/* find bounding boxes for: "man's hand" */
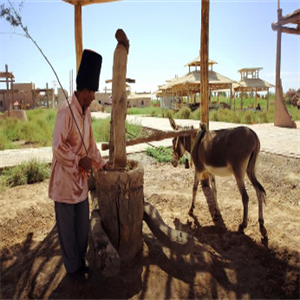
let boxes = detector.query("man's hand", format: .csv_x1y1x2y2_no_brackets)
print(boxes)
79,156,93,171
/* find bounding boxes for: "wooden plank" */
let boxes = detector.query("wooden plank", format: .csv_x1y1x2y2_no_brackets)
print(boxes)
101,128,199,151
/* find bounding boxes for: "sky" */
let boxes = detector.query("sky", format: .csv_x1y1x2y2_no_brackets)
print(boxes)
0,0,299,96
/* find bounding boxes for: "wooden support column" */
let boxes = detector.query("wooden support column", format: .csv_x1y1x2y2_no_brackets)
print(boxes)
241,91,243,109
267,88,269,111
46,83,49,108
229,86,232,109
5,65,10,117
274,8,296,128
75,4,83,73
255,90,257,108
200,0,210,130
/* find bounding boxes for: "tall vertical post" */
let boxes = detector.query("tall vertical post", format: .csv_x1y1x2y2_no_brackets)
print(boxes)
75,4,83,73
5,65,10,117
200,0,210,130
111,29,129,169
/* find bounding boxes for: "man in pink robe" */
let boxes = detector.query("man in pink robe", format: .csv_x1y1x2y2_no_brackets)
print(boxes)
49,49,107,283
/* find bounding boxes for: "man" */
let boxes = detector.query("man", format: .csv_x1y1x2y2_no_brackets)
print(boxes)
49,49,107,283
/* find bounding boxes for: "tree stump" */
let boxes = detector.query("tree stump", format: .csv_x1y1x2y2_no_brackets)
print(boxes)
94,160,144,263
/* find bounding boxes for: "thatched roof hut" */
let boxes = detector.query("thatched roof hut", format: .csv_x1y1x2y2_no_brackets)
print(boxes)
233,67,275,110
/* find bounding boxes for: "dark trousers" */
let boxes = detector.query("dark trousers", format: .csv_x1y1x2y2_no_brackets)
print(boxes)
55,198,89,273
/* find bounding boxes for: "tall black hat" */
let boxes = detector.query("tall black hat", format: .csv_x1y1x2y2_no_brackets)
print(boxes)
76,49,102,91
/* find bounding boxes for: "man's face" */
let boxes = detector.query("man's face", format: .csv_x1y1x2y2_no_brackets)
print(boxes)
83,89,95,107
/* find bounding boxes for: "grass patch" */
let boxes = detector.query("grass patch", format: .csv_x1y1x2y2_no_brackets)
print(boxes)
0,159,50,190
0,109,56,150
146,146,185,164
91,117,142,142
127,106,162,117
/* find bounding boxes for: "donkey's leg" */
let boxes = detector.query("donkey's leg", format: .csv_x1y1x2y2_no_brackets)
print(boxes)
189,172,200,215
233,171,249,233
247,171,267,238
210,174,221,220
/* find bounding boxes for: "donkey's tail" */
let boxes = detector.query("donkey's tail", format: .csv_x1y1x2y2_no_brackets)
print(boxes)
191,125,206,167
247,131,266,204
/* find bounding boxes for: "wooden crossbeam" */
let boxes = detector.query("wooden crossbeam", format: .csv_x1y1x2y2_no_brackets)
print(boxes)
101,127,199,151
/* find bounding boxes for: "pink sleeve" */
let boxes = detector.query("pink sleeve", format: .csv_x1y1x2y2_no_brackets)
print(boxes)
52,109,80,174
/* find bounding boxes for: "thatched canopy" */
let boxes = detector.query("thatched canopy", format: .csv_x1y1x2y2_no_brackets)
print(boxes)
62,0,120,6
185,56,217,67
157,70,235,97
234,67,274,92
233,79,274,92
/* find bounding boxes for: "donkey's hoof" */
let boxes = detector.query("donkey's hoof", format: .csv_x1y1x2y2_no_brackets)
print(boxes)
238,224,245,234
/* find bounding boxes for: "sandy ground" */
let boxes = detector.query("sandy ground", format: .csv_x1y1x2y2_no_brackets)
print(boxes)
0,151,299,299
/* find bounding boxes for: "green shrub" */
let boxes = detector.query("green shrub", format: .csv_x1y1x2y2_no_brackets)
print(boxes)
92,117,111,142
242,110,254,124
146,146,185,164
190,108,201,120
174,107,191,119
161,109,174,118
92,117,143,142
1,159,50,188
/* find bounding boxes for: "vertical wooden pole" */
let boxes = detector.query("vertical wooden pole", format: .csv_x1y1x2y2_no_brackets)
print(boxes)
229,86,232,109
200,0,210,130
111,29,129,169
241,91,243,109
75,4,83,73
46,83,49,108
255,89,258,108
5,65,10,117
267,88,269,111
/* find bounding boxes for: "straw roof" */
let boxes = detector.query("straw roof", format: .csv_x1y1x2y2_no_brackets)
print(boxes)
233,78,275,92
184,56,218,67
157,70,235,97
0,72,14,80
62,0,120,6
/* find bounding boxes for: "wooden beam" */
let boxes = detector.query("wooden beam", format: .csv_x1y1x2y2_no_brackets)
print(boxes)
200,0,210,130
272,23,300,35
101,128,199,151
75,4,83,73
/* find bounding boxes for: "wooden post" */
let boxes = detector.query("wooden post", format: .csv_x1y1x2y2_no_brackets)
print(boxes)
5,65,10,117
200,0,210,186
229,86,232,109
200,0,210,130
274,8,296,128
241,91,243,109
46,83,49,108
267,88,269,111
75,4,83,73
111,29,129,170
255,90,258,108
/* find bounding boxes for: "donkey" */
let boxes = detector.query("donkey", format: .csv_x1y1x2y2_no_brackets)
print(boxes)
169,117,267,238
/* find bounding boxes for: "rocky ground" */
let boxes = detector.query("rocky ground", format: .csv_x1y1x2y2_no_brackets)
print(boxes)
0,151,299,299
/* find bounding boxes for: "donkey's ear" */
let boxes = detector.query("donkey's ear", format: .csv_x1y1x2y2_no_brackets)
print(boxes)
169,117,178,130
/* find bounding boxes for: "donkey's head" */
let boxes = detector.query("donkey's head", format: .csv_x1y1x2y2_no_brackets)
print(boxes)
169,117,194,168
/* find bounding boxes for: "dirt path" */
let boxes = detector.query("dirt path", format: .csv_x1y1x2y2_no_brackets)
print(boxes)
0,152,299,299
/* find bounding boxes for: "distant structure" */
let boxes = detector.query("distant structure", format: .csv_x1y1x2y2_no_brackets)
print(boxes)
233,67,274,110
156,56,235,110
0,65,15,114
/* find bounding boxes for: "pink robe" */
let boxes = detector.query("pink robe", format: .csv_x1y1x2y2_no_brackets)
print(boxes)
49,94,106,203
